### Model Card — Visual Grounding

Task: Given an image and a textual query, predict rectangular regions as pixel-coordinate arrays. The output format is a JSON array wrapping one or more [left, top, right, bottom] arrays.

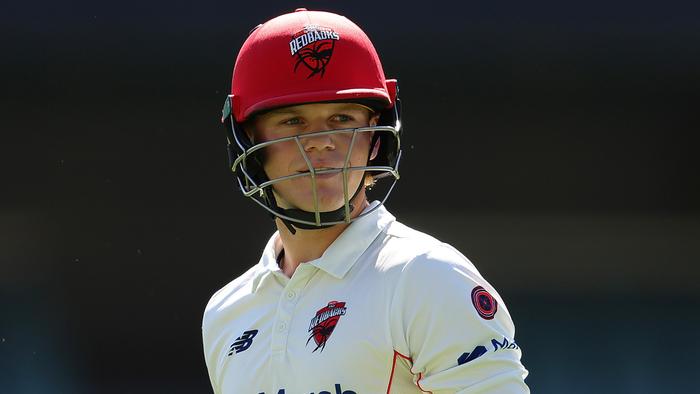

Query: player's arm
[[389, 245, 530, 393]]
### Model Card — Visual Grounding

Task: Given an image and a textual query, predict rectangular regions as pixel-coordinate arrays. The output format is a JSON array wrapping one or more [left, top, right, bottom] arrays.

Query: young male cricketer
[[202, 8, 530, 394]]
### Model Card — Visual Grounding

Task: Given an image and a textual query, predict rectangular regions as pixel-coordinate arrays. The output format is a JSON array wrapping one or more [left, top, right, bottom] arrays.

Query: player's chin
[[298, 194, 350, 213], [282, 188, 350, 212], [284, 176, 364, 211], [293, 174, 344, 192]]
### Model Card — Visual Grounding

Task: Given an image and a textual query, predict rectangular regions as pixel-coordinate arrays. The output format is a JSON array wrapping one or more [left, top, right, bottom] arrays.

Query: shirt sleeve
[[202, 301, 222, 394], [389, 244, 530, 393]]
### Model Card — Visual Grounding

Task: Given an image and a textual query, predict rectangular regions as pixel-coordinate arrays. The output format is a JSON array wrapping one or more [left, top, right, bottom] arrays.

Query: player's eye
[[332, 114, 354, 122], [281, 117, 303, 126]]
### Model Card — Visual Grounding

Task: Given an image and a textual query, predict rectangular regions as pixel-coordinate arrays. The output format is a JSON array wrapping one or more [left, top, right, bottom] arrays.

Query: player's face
[[247, 103, 379, 213]]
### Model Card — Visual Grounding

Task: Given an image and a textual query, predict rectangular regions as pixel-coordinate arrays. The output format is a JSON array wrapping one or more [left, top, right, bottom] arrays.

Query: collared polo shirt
[[202, 202, 529, 393]]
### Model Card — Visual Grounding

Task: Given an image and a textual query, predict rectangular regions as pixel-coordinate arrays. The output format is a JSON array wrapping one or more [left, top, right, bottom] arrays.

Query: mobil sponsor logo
[[457, 336, 520, 365]]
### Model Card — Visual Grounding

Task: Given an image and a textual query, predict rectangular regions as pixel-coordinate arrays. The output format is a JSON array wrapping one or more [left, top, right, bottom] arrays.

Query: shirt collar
[[250, 201, 395, 292], [250, 231, 283, 293], [309, 201, 395, 279]]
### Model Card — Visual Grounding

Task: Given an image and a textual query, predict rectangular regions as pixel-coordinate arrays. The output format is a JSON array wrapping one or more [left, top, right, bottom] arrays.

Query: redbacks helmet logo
[[471, 286, 498, 320], [307, 301, 347, 352], [290, 24, 340, 79]]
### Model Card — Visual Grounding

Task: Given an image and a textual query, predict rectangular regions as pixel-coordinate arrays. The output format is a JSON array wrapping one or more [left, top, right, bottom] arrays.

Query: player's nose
[[301, 121, 336, 152]]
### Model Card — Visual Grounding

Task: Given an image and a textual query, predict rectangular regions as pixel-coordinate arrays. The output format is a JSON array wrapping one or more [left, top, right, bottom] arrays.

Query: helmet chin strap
[[267, 176, 367, 235]]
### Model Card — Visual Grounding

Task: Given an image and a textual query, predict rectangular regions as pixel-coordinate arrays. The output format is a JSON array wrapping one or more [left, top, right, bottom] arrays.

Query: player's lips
[[296, 164, 343, 178], [298, 169, 340, 179], [296, 162, 342, 172]]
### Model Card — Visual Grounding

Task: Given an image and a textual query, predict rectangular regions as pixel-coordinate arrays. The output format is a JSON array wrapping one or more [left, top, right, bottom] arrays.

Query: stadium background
[[2, 1, 698, 392]]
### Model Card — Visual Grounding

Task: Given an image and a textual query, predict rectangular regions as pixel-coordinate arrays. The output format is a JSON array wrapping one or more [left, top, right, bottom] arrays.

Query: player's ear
[[367, 111, 381, 160], [242, 121, 256, 143], [369, 131, 381, 161], [369, 112, 380, 127]]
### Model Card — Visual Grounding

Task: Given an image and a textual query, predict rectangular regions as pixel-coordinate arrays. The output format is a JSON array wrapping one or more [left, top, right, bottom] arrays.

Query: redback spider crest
[[306, 301, 347, 352], [289, 25, 340, 79]]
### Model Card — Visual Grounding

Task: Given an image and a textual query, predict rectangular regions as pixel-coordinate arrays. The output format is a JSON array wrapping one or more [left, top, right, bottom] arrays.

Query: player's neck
[[275, 198, 369, 278]]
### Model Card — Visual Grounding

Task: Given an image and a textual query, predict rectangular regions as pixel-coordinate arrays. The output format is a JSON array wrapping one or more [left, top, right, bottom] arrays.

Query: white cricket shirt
[[202, 202, 529, 393]]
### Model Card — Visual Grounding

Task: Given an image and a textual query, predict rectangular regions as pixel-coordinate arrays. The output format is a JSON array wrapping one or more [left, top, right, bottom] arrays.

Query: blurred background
[[1, 0, 698, 392]]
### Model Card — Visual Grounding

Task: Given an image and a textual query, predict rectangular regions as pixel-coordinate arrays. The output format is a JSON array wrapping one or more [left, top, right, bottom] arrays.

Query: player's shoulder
[[202, 263, 262, 327], [203, 231, 279, 326], [378, 219, 479, 276], [380, 219, 514, 331]]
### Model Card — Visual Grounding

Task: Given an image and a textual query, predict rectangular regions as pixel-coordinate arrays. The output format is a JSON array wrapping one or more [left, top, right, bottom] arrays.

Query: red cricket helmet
[[227, 8, 398, 123], [221, 9, 402, 233]]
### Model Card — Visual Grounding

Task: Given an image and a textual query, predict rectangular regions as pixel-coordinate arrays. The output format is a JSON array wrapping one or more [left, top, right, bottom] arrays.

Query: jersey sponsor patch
[[227, 329, 258, 356], [471, 286, 498, 320], [259, 384, 356, 394], [289, 24, 340, 79], [457, 345, 487, 365], [457, 336, 520, 365], [307, 301, 347, 353]]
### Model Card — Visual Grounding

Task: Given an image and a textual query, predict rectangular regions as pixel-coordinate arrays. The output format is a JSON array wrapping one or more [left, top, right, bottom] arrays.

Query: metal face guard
[[231, 125, 401, 228]]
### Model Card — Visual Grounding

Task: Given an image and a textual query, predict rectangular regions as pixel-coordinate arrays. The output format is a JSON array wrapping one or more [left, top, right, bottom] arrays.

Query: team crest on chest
[[289, 24, 340, 79], [306, 301, 347, 352]]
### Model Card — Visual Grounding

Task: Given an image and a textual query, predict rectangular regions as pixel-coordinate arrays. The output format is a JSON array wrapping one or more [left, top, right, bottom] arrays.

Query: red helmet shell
[[230, 9, 395, 122]]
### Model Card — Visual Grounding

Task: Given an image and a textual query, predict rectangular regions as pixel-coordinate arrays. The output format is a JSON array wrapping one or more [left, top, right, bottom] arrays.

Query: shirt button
[[278, 321, 287, 331], [286, 290, 296, 300]]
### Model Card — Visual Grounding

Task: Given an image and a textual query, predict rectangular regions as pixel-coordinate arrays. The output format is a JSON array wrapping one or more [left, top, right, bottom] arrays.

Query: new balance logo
[[227, 329, 258, 356]]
